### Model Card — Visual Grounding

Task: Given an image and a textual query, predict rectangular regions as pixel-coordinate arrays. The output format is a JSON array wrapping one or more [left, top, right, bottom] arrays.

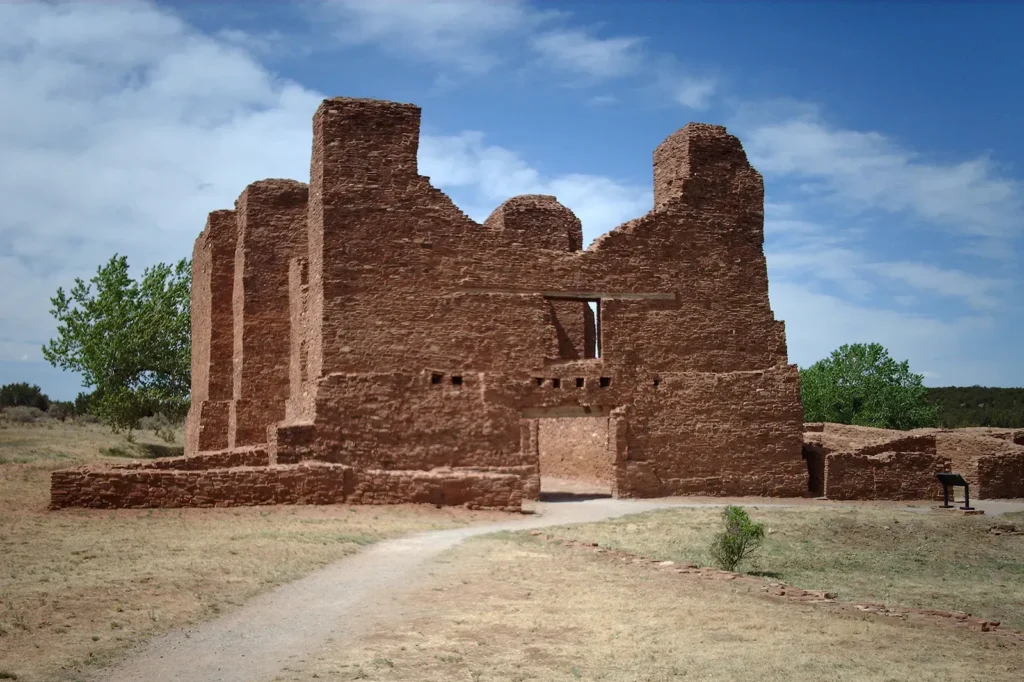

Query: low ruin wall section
[[976, 451, 1024, 499], [50, 463, 522, 512], [824, 450, 950, 500]]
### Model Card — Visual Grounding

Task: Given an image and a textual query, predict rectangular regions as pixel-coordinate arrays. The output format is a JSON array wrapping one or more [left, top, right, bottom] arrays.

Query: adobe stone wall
[[976, 451, 1024, 499], [229, 180, 309, 448], [537, 416, 612, 486], [822, 434, 950, 501], [184, 209, 236, 454], [50, 463, 521, 512], [932, 431, 1021, 492]]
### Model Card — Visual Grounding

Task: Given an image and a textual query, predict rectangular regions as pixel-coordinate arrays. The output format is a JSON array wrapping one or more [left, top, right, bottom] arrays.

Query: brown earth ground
[[271, 532, 1024, 682], [5, 418, 1024, 681], [0, 419, 506, 681]]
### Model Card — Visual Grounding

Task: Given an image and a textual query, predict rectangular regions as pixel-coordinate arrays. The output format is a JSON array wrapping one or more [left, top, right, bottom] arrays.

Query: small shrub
[[2, 406, 44, 423], [140, 413, 178, 444], [708, 505, 765, 572], [99, 446, 135, 459], [48, 401, 74, 422]]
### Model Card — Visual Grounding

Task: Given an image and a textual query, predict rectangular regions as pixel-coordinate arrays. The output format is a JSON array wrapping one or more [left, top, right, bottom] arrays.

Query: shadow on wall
[[539, 491, 613, 503]]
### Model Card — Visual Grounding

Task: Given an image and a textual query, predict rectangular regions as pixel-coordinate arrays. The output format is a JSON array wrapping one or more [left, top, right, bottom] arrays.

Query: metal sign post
[[935, 472, 975, 511]]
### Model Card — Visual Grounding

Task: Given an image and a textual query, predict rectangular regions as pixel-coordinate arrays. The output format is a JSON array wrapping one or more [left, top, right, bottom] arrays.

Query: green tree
[[800, 342, 938, 430], [0, 382, 51, 411], [42, 255, 191, 432]]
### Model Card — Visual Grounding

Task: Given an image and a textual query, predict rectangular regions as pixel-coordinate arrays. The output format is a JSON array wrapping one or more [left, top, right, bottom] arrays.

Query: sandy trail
[[92, 498, 692, 682], [92, 494, 1023, 682]]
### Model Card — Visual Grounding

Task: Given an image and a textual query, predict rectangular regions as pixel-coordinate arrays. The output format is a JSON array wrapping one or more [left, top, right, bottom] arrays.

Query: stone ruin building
[[49, 96, 1021, 512], [50, 96, 809, 511], [803, 423, 1024, 501]]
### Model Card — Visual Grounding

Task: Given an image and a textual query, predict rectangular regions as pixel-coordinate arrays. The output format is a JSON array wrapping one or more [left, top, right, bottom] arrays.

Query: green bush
[[2, 406, 45, 423], [708, 506, 765, 572]]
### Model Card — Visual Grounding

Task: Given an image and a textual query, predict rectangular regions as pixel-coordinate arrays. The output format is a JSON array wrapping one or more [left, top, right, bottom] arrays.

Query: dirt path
[[92, 495, 1024, 682], [90, 498, 707, 682]]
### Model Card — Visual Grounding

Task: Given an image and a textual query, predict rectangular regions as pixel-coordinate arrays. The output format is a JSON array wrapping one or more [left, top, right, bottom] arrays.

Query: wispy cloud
[[530, 28, 645, 79], [312, 0, 715, 106], [737, 106, 1023, 246], [315, 0, 549, 74]]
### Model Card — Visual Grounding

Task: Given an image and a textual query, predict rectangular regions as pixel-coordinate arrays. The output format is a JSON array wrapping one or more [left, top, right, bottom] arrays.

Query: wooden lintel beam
[[459, 288, 676, 301]]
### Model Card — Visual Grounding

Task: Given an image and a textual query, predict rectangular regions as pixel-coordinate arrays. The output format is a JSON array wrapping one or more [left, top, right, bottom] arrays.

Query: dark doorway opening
[[803, 444, 825, 497]]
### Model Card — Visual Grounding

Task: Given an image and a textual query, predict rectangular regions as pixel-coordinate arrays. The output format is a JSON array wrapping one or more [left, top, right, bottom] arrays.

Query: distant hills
[[926, 387, 1024, 428]]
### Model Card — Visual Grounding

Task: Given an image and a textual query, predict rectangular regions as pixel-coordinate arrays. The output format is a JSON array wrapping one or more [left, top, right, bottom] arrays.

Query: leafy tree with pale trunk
[[43, 255, 191, 432], [800, 342, 937, 430]]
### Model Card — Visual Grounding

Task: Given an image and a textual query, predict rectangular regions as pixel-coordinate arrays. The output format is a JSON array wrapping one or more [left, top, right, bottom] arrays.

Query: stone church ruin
[[51, 95, 813, 511]]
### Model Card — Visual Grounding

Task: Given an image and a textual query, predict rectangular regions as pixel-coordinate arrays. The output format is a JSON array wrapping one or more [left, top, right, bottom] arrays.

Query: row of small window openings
[[431, 373, 462, 385], [536, 377, 612, 389]]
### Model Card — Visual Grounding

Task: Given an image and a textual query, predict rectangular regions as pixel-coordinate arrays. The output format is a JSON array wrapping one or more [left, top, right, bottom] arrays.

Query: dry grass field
[[542, 505, 1024, 630], [0, 417, 505, 682], [273, 533, 1024, 682]]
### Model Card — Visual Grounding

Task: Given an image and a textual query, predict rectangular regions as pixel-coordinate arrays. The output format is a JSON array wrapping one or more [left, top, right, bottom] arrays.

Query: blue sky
[[1, 0, 1021, 400]]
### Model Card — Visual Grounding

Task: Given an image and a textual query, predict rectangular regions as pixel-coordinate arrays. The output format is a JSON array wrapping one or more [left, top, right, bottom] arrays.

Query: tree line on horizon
[[4, 255, 1022, 432]]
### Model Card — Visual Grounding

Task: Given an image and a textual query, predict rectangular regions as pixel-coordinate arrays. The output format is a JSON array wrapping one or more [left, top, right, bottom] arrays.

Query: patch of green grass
[[544, 505, 1024, 628], [98, 446, 136, 459]]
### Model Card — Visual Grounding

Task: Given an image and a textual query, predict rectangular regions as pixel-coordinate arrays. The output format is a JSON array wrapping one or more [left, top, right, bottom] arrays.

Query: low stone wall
[[824, 451, 950, 500], [50, 463, 522, 512], [976, 451, 1024, 499], [113, 447, 269, 471], [452, 464, 540, 501], [349, 469, 522, 510], [268, 422, 318, 464]]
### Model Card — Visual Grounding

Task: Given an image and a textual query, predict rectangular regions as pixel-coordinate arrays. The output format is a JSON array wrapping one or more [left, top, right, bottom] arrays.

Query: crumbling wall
[[976, 451, 1024, 499], [808, 423, 1024, 500], [824, 445, 950, 500], [229, 180, 309, 447], [184, 210, 237, 454], [932, 432, 1019, 490], [537, 417, 612, 487], [50, 464, 520, 511]]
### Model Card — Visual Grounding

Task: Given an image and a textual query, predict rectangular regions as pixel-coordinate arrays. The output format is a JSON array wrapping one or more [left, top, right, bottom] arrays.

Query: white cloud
[[0, 1, 320, 373], [867, 261, 1006, 310], [765, 205, 1007, 311], [316, 0, 548, 74], [739, 111, 1023, 244], [672, 77, 717, 110], [530, 29, 645, 79], [313, 0, 713, 107], [587, 94, 617, 107], [769, 281, 996, 384]]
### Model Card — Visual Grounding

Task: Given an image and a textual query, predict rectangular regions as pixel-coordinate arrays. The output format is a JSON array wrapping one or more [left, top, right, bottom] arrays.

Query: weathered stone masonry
[[53, 96, 808, 511]]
